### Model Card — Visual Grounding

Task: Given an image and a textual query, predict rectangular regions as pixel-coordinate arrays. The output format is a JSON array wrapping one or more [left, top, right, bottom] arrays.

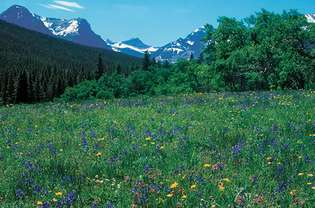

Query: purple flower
[[66, 191, 76, 205], [42, 202, 51, 208], [47, 143, 57, 156], [15, 189, 24, 199], [81, 131, 88, 152], [232, 143, 243, 155], [90, 129, 97, 139]]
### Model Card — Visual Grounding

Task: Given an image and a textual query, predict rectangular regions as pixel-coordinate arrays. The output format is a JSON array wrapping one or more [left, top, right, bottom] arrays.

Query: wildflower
[[81, 131, 88, 152], [95, 179, 104, 184], [309, 134, 315, 137], [203, 163, 211, 168], [96, 152, 102, 157], [289, 190, 297, 196], [190, 184, 197, 189], [218, 182, 225, 191], [55, 192, 63, 197], [266, 157, 272, 161], [253, 195, 264, 205], [52, 198, 58, 203], [181, 195, 187, 199], [170, 182, 178, 189], [298, 173, 304, 176], [307, 173, 313, 177], [15, 189, 24, 199], [312, 185, 315, 190], [145, 137, 152, 141], [37, 201, 43, 206], [159, 145, 165, 150], [235, 195, 245, 206], [212, 162, 224, 171], [222, 178, 231, 183], [167, 193, 174, 198]]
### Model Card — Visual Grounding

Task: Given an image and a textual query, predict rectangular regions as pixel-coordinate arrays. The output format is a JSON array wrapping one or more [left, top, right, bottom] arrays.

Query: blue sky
[[1, 0, 314, 46]]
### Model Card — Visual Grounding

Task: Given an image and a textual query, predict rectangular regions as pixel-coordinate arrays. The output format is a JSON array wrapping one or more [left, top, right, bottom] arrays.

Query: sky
[[1, 0, 314, 46]]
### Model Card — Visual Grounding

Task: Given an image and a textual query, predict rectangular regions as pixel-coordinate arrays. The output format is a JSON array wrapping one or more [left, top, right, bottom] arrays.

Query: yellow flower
[[307, 182, 312, 185], [160, 145, 165, 150], [307, 173, 313, 177], [190, 184, 197, 189], [312, 186, 315, 190], [52, 198, 58, 202], [167, 193, 174, 198], [181, 195, 187, 199], [203, 163, 211, 168], [55, 192, 63, 197], [298, 173, 304, 176], [36, 201, 43, 206], [289, 190, 297, 196], [266, 157, 272, 161], [170, 182, 178, 189], [309, 134, 315, 137], [218, 182, 225, 191], [145, 137, 152, 141], [96, 152, 102, 157], [222, 178, 231, 183]]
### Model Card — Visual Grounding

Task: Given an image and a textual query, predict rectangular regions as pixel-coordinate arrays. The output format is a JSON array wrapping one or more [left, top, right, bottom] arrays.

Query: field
[[0, 91, 314, 207]]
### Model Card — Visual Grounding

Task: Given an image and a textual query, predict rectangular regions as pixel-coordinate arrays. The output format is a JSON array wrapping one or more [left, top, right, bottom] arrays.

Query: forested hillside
[[0, 20, 141, 104]]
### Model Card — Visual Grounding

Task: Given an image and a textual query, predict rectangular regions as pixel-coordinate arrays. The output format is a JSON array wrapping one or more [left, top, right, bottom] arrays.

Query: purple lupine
[[42, 202, 51, 208], [232, 143, 243, 155], [90, 129, 97, 139], [81, 131, 88, 152], [47, 143, 57, 156], [66, 191, 76, 205], [15, 189, 25, 199]]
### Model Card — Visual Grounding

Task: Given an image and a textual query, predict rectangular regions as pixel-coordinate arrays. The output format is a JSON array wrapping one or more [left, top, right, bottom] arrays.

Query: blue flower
[[15, 189, 24, 199], [81, 131, 88, 152]]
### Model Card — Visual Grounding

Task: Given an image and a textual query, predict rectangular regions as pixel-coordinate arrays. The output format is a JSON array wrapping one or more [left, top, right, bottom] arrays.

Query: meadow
[[0, 91, 314, 207]]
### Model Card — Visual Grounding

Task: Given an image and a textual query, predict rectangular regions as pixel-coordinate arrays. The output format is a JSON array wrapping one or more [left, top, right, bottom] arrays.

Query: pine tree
[[96, 54, 104, 79], [143, 51, 151, 71]]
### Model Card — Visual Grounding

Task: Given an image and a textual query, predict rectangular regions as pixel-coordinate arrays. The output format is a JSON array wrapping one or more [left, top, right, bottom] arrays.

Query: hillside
[[0, 20, 141, 104], [0, 20, 141, 67]]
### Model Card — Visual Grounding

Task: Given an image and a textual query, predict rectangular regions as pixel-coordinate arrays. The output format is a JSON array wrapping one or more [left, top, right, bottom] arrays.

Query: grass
[[0, 91, 314, 207]]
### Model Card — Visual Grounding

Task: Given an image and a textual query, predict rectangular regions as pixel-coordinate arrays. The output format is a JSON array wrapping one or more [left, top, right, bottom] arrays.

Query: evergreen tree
[[143, 51, 151, 71]]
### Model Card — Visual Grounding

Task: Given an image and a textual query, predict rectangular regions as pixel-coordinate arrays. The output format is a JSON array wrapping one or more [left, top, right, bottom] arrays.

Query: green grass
[[0, 91, 314, 207]]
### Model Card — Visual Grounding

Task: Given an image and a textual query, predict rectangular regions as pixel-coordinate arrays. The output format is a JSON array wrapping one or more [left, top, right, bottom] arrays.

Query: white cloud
[[54, 1, 84, 9], [43, 4, 74, 12]]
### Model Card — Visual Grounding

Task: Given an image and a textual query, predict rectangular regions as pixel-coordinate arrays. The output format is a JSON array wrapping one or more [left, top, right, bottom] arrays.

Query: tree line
[[0, 19, 141, 104], [61, 10, 315, 101]]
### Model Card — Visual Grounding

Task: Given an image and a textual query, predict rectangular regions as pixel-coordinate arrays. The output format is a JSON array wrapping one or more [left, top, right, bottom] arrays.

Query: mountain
[[152, 27, 207, 63], [0, 5, 51, 35], [108, 38, 158, 58], [306, 14, 315, 23], [39, 17, 110, 49], [0, 5, 109, 49]]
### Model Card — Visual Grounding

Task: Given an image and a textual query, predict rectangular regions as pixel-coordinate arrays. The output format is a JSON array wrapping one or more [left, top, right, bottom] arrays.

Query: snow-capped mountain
[[306, 14, 315, 23], [108, 38, 158, 58], [0, 5, 51, 35], [152, 27, 207, 63], [0, 5, 109, 49], [39, 17, 109, 49]]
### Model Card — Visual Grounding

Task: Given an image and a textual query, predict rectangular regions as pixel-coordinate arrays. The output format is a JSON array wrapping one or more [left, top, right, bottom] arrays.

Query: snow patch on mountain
[[152, 27, 207, 63], [306, 14, 315, 23], [107, 38, 158, 57]]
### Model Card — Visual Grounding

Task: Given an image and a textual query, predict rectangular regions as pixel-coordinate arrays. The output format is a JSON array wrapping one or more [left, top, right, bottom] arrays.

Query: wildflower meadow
[[0, 91, 314, 207]]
